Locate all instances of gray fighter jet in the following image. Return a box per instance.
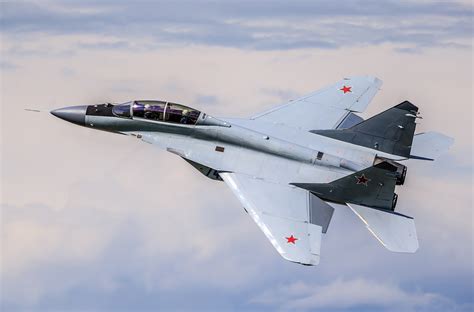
[51,76,453,265]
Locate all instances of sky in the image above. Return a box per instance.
[1,1,473,311]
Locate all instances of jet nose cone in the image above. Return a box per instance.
[50,105,87,126]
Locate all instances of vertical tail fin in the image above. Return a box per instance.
[313,101,419,157]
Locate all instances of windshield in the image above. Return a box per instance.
[112,102,132,118]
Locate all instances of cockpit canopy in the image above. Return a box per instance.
[112,100,201,125]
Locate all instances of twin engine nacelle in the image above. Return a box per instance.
[374,156,407,185]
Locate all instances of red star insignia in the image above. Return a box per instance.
[355,174,370,186]
[286,235,298,244]
[340,85,352,93]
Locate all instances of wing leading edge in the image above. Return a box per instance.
[252,76,383,131]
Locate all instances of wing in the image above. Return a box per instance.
[220,172,334,266]
[252,76,383,131]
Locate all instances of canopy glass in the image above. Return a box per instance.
[112,101,201,125]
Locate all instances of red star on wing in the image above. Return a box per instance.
[340,85,352,93]
[355,174,370,186]
[286,235,298,244]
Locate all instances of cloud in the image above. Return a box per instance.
[1,6,472,309]
[77,40,131,50]
[0,60,18,70]
[250,279,471,311]
[0,1,472,52]
[260,88,301,103]
[1,185,266,309]
[193,94,219,106]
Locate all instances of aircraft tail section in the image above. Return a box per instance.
[312,101,419,158]
[292,162,398,210]
[292,162,418,253]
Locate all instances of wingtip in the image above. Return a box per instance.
[344,75,383,87]
[385,239,419,253]
[367,75,383,87]
[286,255,320,266]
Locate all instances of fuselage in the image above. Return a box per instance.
[51,101,407,184]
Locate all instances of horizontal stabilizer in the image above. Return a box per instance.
[348,204,418,253]
[291,162,398,210]
[410,131,454,160]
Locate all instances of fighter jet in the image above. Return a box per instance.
[50,76,453,265]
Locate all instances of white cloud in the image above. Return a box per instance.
[251,279,463,311]
[2,1,472,51]
[1,27,472,309]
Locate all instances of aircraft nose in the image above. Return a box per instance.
[50,105,87,126]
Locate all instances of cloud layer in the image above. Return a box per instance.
[1,1,472,52]
[1,1,473,311]
[251,279,462,311]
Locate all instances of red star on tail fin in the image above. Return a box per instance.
[355,174,370,186]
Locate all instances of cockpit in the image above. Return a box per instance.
[112,100,201,125]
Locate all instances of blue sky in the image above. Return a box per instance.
[1,1,473,311]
